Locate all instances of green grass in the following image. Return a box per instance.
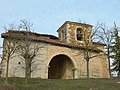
[0,78,120,90]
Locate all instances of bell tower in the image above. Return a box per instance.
[57,21,93,45]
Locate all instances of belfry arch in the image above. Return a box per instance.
[48,54,75,79]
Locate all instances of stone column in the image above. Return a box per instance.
[73,68,78,79]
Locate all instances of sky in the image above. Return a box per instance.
[0,0,120,46]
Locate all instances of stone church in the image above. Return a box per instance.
[1,21,109,79]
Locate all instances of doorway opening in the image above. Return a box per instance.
[48,54,75,79]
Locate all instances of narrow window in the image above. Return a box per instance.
[61,30,66,42]
[77,28,83,41]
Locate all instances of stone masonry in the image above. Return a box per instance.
[0,21,109,79]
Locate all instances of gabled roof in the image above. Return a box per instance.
[1,30,103,52]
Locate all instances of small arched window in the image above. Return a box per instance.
[76,28,83,41]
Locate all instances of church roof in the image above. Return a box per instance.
[1,30,103,52]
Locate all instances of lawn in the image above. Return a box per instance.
[0,78,120,90]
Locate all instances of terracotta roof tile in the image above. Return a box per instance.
[1,30,102,52]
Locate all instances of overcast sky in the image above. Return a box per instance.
[0,0,120,44]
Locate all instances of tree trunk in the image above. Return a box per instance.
[25,62,28,84]
[86,59,89,79]
[107,47,111,78]
[5,56,10,84]
[118,72,120,78]
[108,56,111,78]
[27,62,31,78]
[118,61,120,78]
[25,59,31,83]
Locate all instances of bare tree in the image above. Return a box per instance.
[79,23,102,78]
[97,23,114,78]
[1,25,19,83]
[17,20,42,83]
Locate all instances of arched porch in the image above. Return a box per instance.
[48,54,75,79]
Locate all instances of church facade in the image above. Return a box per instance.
[1,21,109,79]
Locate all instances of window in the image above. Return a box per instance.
[61,30,66,42]
[77,28,83,41]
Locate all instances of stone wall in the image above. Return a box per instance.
[1,41,109,79]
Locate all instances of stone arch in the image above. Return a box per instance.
[48,54,76,79]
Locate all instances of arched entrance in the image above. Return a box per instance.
[48,54,75,79]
